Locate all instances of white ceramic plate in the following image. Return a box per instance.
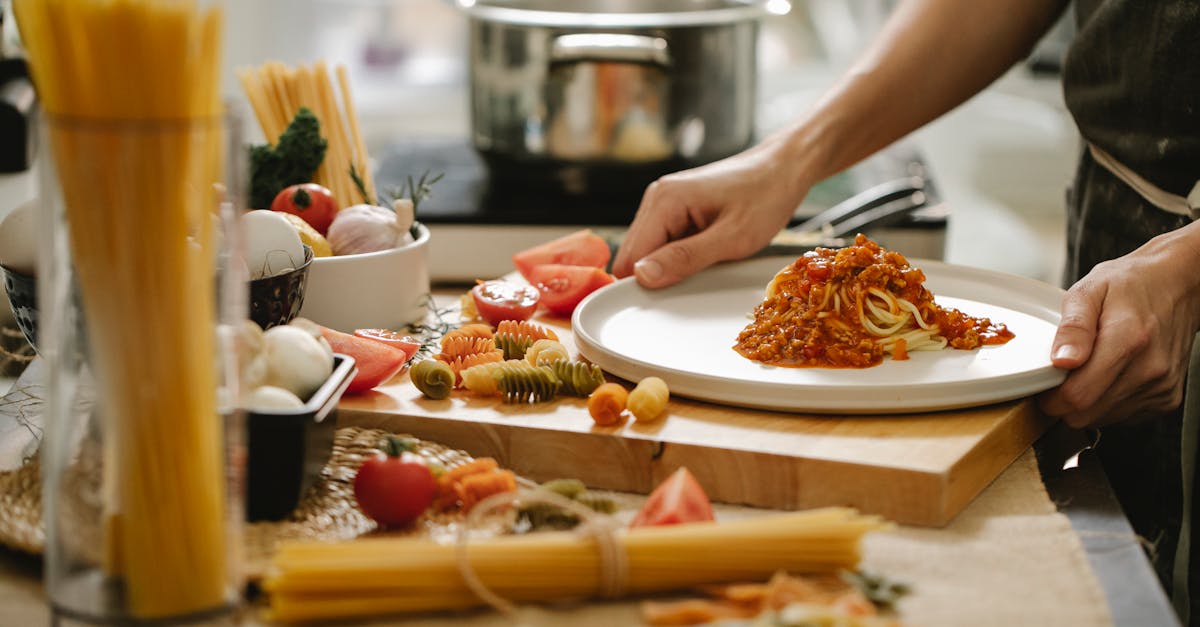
[572,256,1068,414]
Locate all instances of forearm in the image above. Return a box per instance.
[775,0,1069,185]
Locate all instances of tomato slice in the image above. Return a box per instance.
[629,467,715,528]
[471,280,540,326]
[512,229,612,282]
[319,326,410,393]
[354,328,422,363]
[526,264,615,317]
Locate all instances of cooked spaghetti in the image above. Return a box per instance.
[735,235,1013,368]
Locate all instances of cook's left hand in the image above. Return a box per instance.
[1039,221,1200,428]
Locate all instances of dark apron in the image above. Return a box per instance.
[1064,1,1200,623]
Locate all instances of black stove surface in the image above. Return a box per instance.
[375,137,946,231]
[375,138,667,226]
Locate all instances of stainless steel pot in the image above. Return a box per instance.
[462,0,783,195]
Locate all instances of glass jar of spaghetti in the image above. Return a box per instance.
[22,0,245,623]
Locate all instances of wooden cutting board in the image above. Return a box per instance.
[336,313,1055,527]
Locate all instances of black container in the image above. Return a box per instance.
[1,264,37,350]
[248,245,313,330]
[245,353,357,522]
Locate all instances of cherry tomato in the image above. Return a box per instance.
[271,183,338,235]
[471,280,540,326]
[354,328,422,363]
[353,436,437,528]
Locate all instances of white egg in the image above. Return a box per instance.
[0,199,39,275]
[240,210,305,280]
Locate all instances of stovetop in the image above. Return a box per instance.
[374,138,948,283]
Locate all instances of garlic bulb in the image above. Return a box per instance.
[327,204,406,255]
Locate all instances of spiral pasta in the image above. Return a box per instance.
[495,364,561,403]
[495,320,559,360]
[550,361,606,397]
[441,323,494,345]
[441,351,505,387]
[410,359,455,400]
[459,359,530,396]
[525,339,570,366]
[588,383,628,426]
[628,376,670,423]
[438,336,496,360]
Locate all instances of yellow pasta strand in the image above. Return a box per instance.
[15,0,228,618]
[236,60,374,208]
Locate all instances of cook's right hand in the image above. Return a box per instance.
[612,138,811,289]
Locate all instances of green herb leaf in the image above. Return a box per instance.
[841,570,911,608]
[248,107,327,209]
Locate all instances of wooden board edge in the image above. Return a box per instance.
[936,399,1057,525]
[338,407,953,527]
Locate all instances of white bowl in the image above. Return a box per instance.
[298,223,431,332]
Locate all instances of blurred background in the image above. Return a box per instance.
[224,0,1075,284]
[1,0,1080,369]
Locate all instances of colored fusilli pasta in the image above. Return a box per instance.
[627,376,670,422]
[549,360,606,397]
[410,359,455,400]
[495,364,561,403]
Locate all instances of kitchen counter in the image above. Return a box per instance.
[0,413,1178,625]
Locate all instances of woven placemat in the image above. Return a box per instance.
[0,426,487,578]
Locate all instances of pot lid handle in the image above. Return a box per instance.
[551,34,671,67]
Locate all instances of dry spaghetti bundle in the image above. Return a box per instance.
[15,0,228,619]
[263,508,887,623]
[237,60,375,208]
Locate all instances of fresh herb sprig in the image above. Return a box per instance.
[841,570,911,609]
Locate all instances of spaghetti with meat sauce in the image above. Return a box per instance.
[734,234,1014,368]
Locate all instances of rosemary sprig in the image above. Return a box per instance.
[403,294,458,362]
[349,162,372,205]
[841,570,911,609]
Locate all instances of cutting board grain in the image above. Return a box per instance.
[337,314,1055,527]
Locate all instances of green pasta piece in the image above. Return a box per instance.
[540,478,587,500]
[573,492,617,514]
[410,359,454,400]
[494,333,536,361]
[517,480,619,531]
[550,361,606,397]
[495,364,561,403]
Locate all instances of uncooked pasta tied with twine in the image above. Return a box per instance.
[263,505,888,623]
[15,0,230,619]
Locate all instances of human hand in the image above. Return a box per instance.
[1038,223,1200,428]
[612,136,811,288]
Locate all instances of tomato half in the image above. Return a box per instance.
[354,328,422,363]
[512,229,612,282]
[353,437,437,528]
[319,326,409,393]
[271,183,338,235]
[526,264,615,317]
[471,280,540,326]
[629,467,715,528]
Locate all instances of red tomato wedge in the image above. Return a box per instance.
[354,328,422,362]
[320,326,410,394]
[527,264,615,317]
[629,467,715,529]
[471,280,540,326]
[512,229,612,282]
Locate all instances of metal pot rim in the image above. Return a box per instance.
[458,0,786,28]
